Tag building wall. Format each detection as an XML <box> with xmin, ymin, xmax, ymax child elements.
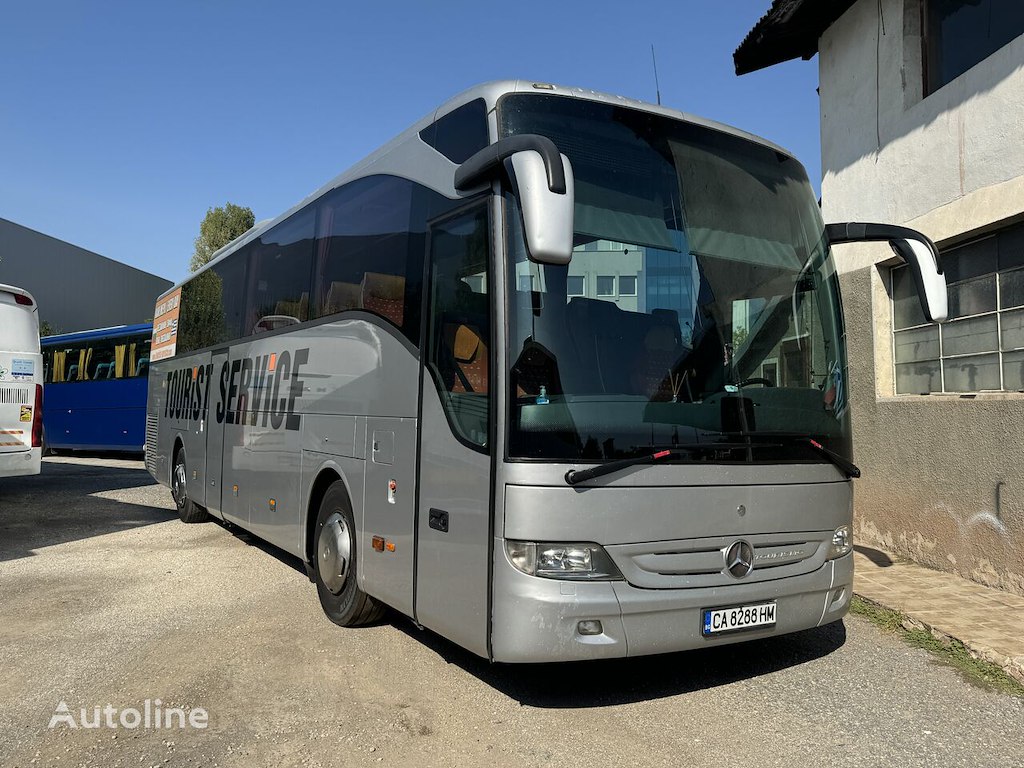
<box><xmin>0</xmin><ymin>218</ymin><xmax>172</xmax><ymax>334</ymax></box>
<box><xmin>818</xmin><ymin>0</ymin><xmax>1024</xmax><ymax>594</ymax></box>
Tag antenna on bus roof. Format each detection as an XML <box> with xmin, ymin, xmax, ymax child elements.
<box><xmin>651</xmin><ymin>44</ymin><xmax>662</xmax><ymax>106</ymax></box>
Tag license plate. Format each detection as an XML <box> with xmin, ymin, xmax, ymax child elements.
<box><xmin>702</xmin><ymin>601</ymin><xmax>777</xmax><ymax>636</ymax></box>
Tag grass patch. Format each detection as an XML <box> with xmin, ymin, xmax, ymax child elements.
<box><xmin>850</xmin><ymin>595</ymin><xmax>1024</xmax><ymax>698</ymax></box>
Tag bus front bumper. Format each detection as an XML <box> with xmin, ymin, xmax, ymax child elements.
<box><xmin>489</xmin><ymin>550</ymin><xmax>853</xmax><ymax>663</ymax></box>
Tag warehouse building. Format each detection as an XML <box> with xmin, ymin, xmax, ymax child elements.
<box><xmin>0</xmin><ymin>217</ymin><xmax>171</xmax><ymax>333</ymax></box>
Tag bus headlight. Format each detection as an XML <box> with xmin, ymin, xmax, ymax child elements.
<box><xmin>829</xmin><ymin>525</ymin><xmax>852</xmax><ymax>559</ymax></box>
<box><xmin>505</xmin><ymin>541</ymin><xmax>623</xmax><ymax>580</ymax></box>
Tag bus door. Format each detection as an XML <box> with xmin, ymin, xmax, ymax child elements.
<box><xmin>414</xmin><ymin>205</ymin><xmax>492</xmax><ymax>659</ymax></box>
<box><xmin>204</xmin><ymin>350</ymin><xmax>229</xmax><ymax>519</ymax></box>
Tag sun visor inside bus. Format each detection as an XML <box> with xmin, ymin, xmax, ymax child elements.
<box><xmin>572</xmin><ymin>179</ymin><xmax>676</xmax><ymax>251</ymax></box>
<box><xmin>688</xmin><ymin>229</ymin><xmax>798</xmax><ymax>271</ymax></box>
<box><xmin>694</xmin><ymin>245</ymin><xmax>804</xmax><ymax>307</ymax></box>
<box><xmin>671</xmin><ymin>140</ymin><xmax>810</xmax><ymax>270</ymax></box>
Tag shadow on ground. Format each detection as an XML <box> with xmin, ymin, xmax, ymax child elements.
<box><xmin>390</xmin><ymin>617</ymin><xmax>847</xmax><ymax>707</ymax></box>
<box><xmin>0</xmin><ymin>458</ymin><xmax>170</xmax><ymax>561</ymax></box>
<box><xmin>854</xmin><ymin>544</ymin><xmax>894</xmax><ymax>567</ymax></box>
<box><xmin>216</xmin><ymin>518</ymin><xmax>310</xmax><ymax>577</ymax></box>
<box><xmin>199</xmin><ymin>488</ymin><xmax>850</xmax><ymax>708</ymax></box>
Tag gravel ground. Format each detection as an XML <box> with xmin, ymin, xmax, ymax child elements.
<box><xmin>1</xmin><ymin>456</ymin><xmax>1021</xmax><ymax>767</ymax></box>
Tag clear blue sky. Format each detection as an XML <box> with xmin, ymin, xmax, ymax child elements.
<box><xmin>1</xmin><ymin>0</ymin><xmax>820</xmax><ymax>284</ymax></box>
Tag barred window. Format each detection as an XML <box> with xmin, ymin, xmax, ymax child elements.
<box><xmin>893</xmin><ymin>222</ymin><xmax>1024</xmax><ymax>393</ymax></box>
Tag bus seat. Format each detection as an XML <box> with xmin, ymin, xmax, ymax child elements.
<box><xmin>565</xmin><ymin>298</ymin><xmax>634</xmax><ymax>393</ymax></box>
<box><xmin>565</xmin><ymin>298</ymin><xmax>685</xmax><ymax>397</ymax></box>
<box><xmin>448</xmin><ymin>324</ymin><xmax>488</xmax><ymax>393</ymax></box>
<box><xmin>253</xmin><ymin>315</ymin><xmax>299</xmax><ymax>334</ymax></box>
<box><xmin>362</xmin><ymin>272</ymin><xmax>405</xmax><ymax>326</ymax></box>
<box><xmin>94</xmin><ymin>363</ymin><xmax>110</xmax><ymax>380</ymax></box>
<box><xmin>324</xmin><ymin>281</ymin><xmax>361</xmax><ymax>315</ymax></box>
<box><xmin>275</xmin><ymin>292</ymin><xmax>309</xmax><ymax>321</ymax></box>
<box><xmin>510</xmin><ymin>339</ymin><xmax>561</xmax><ymax>397</ymax></box>
<box><xmin>631</xmin><ymin>322</ymin><xmax>687</xmax><ymax>400</ymax></box>
<box><xmin>436</xmin><ymin>283</ymin><xmax>490</xmax><ymax>394</ymax></box>
<box><xmin>135</xmin><ymin>358</ymin><xmax>149</xmax><ymax>377</ymax></box>
<box><xmin>67</xmin><ymin>364</ymin><xmax>79</xmax><ymax>381</ymax></box>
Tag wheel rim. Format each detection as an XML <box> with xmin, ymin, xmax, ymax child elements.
<box><xmin>172</xmin><ymin>458</ymin><xmax>187</xmax><ymax>509</ymax></box>
<box><xmin>318</xmin><ymin>512</ymin><xmax>351</xmax><ymax>595</ymax></box>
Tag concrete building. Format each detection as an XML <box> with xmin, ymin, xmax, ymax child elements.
<box><xmin>0</xmin><ymin>218</ymin><xmax>172</xmax><ymax>334</ymax></box>
<box><xmin>736</xmin><ymin>0</ymin><xmax>1024</xmax><ymax>596</ymax></box>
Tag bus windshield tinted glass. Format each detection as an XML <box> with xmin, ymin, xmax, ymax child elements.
<box><xmin>500</xmin><ymin>94</ymin><xmax>850</xmax><ymax>464</ymax></box>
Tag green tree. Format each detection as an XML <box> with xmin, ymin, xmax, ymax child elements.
<box><xmin>190</xmin><ymin>202</ymin><xmax>255</xmax><ymax>272</ymax></box>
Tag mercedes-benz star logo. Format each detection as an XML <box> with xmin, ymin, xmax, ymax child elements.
<box><xmin>724</xmin><ymin>540</ymin><xmax>754</xmax><ymax>579</ymax></box>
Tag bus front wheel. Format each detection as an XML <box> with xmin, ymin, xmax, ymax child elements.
<box><xmin>314</xmin><ymin>483</ymin><xmax>385</xmax><ymax>626</ymax></box>
<box><xmin>172</xmin><ymin>447</ymin><xmax>210</xmax><ymax>524</ymax></box>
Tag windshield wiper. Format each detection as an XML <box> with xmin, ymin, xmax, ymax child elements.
<box><xmin>717</xmin><ymin>431</ymin><xmax>861</xmax><ymax>479</ymax></box>
<box><xmin>564</xmin><ymin>442</ymin><xmax>771</xmax><ymax>486</ymax></box>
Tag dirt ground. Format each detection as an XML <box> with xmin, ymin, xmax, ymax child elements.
<box><xmin>1</xmin><ymin>457</ymin><xmax>1021</xmax><ymax>767</ymax></box>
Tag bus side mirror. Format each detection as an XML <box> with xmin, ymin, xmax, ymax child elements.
<box><xmin>504</xmin><ymin>151</ymin><xmax>574</xmax><ymax>265</ymax></box>
<box><xmin>454</xmin><ymin>134</ymin><xmax>575</xmax><ymax>265</ymax></box>
<box><xmin>825</xmin><ymin>222</ymin><xmax>948</xmax><ymax>323</ymax></box>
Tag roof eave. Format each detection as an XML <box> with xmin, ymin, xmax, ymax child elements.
<box><xmin>734</xmin><ymin>0</ymin><xmax>859</xmax><ymax>75</ymax></box>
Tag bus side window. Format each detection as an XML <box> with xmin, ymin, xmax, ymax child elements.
<box><xmin>312</xmin><ymin>176</ymin><xmax>424</xmax><ymax>345</ymax></box>
<box><xmin>419</xmin><ymin>98</ymin><xmax>489</xmax><ymax>164</ymax></box>
<box><xmin>88</xmin><ymin>340</ymin><xmax>116</xmax><ymax>381</ymax></box>
<box><xmin>247</xmin><ymin>208</ymin><xmax>315</xmax><ymax>335</ymax></box>
<box><xmin>426</xmin><ymin>205</ymin><xmax>491</xmax><ymax>450</ymax></box>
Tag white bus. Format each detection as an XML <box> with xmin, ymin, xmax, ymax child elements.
<box><xmin>0</xmin><ymin>284</ymin><xmax>43</xmax><ymax>478</ymax></box>
<box><xmin>146</xmin><ymin>81</ymin><xmax>946</xmax><ymax>662</ymax></box>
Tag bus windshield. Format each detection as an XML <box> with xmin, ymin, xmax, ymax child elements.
<box><xmin>500</xmin><ymin>94</ymin><xmax>850</xmax><ymax>464</ymax></box>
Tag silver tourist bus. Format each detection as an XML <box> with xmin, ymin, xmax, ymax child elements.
<box><xmin>146</xmin><ymin>81</ymin><xmax>947</xmax><ymax>662</ymax></box>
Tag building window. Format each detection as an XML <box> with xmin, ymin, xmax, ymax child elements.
<box><xmin>619</xmin><ymin>275</ymin><xmax>638</xmax><ymax>296</ymax></box>
<box><xmin>567</xmin><ymin>275</ymin><xmax>585</xmax><ymax>297</ymax></box>
<box><xmin>893</xmin><ymin>222</ymin><xmax>1024</xmax><ymax>393</ymax></box>
<box><xmin>923</xmin><ymin>0</ymin><xmax>1024</xmax><ymax>96</ymax></box>
<box><xmin>596</xmin><ymin>275</ymin><xmax>615</xmax><ymax>297</ymax></box>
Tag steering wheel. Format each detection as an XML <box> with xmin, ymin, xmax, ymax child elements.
<box><xmin>737</xmin><ymin>377</ymin><xmax>774</xmax><ymax>388</ymax></box>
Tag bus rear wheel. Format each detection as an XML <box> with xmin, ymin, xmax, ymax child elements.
<box><xmin>314</xmin><ymin>483</ymin><xmax>385</xmax><ymax>626</ymax></box>
<box><xmin>172</xmin><ymin>446</ymin><xmax>210</xmax><ymax>524</ymax></box>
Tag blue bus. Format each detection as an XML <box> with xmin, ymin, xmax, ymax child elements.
<box><xmin>41</xmin><ymin>323</ymin><xmax>151</xmax><ymax>453</ymax></box>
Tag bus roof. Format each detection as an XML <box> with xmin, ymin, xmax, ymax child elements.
<box><xmin>41</xmin><ymin>322</ymin><xmax>153</xmax><ymax>346</ymax></box>
<box><xmin>157</xmin><ymin>80</ymin><xmax>799</xmax><ymax>302</ymax></box>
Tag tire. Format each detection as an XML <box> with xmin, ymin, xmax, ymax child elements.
<box><xmin>171</xmin><ymin>446</ymin><xmax>210</xmax><ymax>524</ymax></box>
<box><xmin>313</xmin><ymin>482</ymin><xmax>385</xmax><ymax>626</ymax></box>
